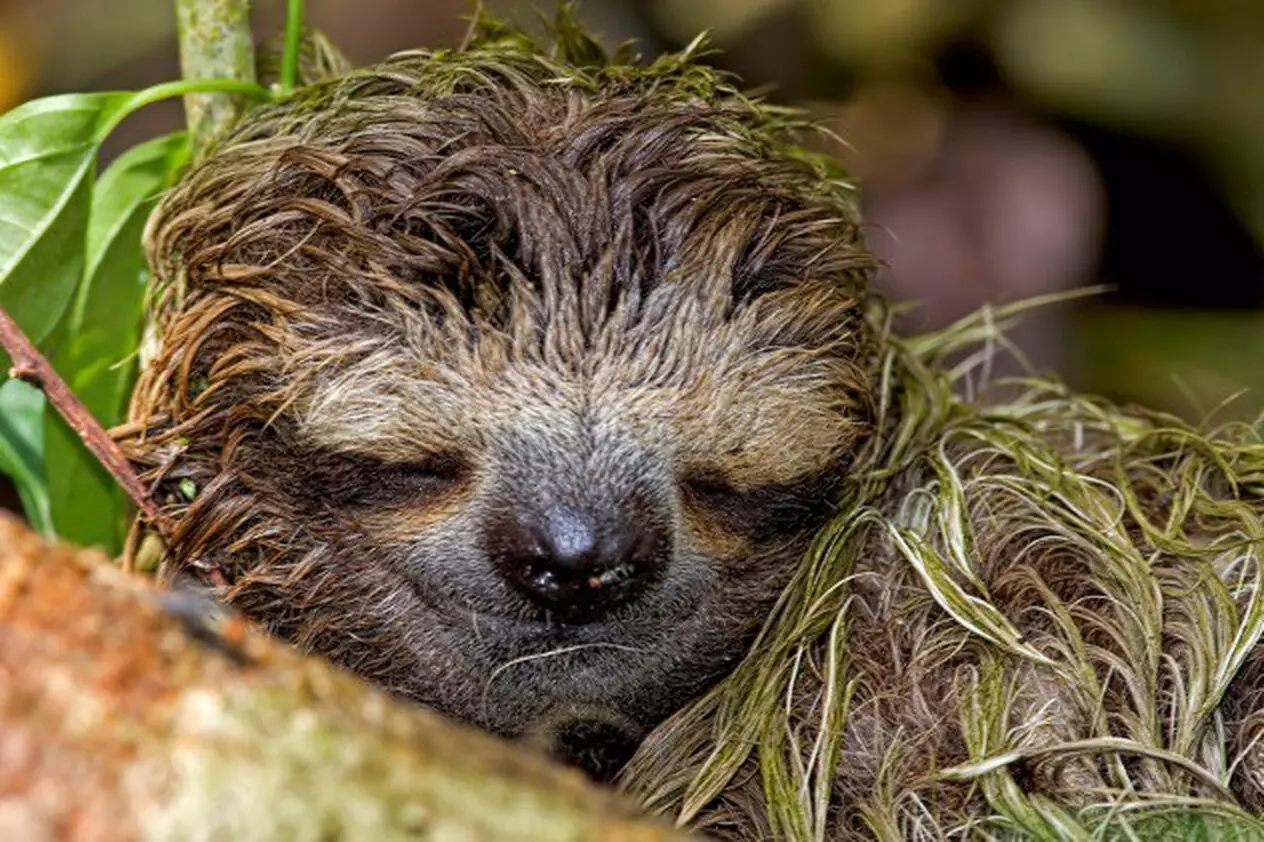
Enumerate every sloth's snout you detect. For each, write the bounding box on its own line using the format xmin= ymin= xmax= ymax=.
xmin=487 ymin=502 xmax=668 ymax=622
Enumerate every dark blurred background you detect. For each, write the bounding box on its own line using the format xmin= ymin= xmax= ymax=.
xmin=3 ymin=0 xmax=1264 ymax=512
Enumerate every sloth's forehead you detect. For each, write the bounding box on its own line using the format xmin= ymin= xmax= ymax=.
xmin=289 ymin=307 xmax=869 ymax=488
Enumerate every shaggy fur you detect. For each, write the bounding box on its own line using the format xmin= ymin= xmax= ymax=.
xmin=126 ymin=14 xmax=1264 ymax=840
xmin=625 ymin=334 xmax=1264 ymax=837
xmin=127 ymin=17 xmax=875 ymax=780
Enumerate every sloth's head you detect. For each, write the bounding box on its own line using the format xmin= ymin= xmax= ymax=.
xmin=130 ymin=28 xmax=878 ymax=778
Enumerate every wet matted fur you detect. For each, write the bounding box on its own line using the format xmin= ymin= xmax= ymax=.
xmin=125 ymin=13 xmax=1264 ymax=841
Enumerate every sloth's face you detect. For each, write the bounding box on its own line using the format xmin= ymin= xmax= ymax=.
xmin=135 ymin=50 xmax=876 ymax=778
xmin=279 ymin=301 xmax=863 ymax=777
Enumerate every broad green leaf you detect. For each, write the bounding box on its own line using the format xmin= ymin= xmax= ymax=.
xmin=0 ymin=83 xmax=265 ymax=546
xmin=0 ymin=93 xmax=132 ymax=354
xmin=0 ymin=378 xmax=51 ymax=533
xmin=44 ymin=132 xmax=190 ymax=552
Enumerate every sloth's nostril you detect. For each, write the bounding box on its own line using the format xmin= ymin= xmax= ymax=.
xmin=487 ymin=504 xmax=667 ymax=622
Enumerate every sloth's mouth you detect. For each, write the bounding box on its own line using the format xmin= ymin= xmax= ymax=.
xmin=432 ymin=574 xmax=707 ymax=641
xmin=447 ymin=607 xmax=670 ymax=695
xmin=462 ymin=608 xmax=657 ymax=658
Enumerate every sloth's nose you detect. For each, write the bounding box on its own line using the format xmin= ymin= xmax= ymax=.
xmin=487 ymin=504 xmax=667 ymax=622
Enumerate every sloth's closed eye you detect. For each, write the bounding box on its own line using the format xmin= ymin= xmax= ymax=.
xmin=682 ymin=473 xmax=746 ymax=506
xmin=683 ymin=470 xmax=834 ymax=537
xmin=306 ymin=449 xmax=469 ymax=507
xmin=371 ymin=452 xmax=469 ymax=496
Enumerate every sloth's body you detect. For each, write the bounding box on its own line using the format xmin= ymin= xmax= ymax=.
xmin=128 ymin=21 xmax=1264 ymax=839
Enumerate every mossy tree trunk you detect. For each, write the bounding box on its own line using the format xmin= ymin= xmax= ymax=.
xmin=0 ymin=516 xmax=688 ymax=840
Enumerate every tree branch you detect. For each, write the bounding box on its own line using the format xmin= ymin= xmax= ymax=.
xmin=0 ymin=306 xmax=170 ymax=538
xmin=175 ymin=0 xmax=258 ymax=158
xmin=0 ymin=516 xmax=689 ymax=840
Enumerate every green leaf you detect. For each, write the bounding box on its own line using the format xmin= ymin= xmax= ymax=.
xmin=0 ymin=378 xmax=51 ymax=534
xmin=0 ymin=93 xmax=132 ymax=355
xmin=43 ymin=131 xmax=190 ymax=553
xmin=0 ymin=83 xmax=263 ymax=548
xmin=0 ymin=83 xmax=269 ymax=359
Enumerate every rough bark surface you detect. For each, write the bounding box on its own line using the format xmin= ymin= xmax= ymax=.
xmin=0 ymin=514 xmax=690 ymax=841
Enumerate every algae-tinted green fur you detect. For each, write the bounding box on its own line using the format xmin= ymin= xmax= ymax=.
xmin=627 ymin=300 xmax=1264 ymax=839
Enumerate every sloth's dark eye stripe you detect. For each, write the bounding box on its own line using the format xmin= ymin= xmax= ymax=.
xmin=290 ymin=447 xmax=470 ymax=508
xmin=682 ymin=470 xmax=838 ymax=538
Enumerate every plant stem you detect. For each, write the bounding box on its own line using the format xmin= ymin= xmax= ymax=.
xmin=175 ymin=0 xmax=258 ymax=158
xmin=103 ymin=78 xmax=272 ymax=141
xmin=0 ymin=306 xmax=171 ymax=538
xmin=281 ymin=0 xmax=305 ymax=96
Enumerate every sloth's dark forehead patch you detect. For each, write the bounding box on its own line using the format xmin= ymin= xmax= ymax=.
xmin=153 ymin=48 xmax=874 ymax=330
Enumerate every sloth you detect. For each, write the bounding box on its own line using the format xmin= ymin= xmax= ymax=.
xmin=126 ymin=16 xmax=1264 ymax=840
xmin=129 ymin=22 xmax=878 ymax=777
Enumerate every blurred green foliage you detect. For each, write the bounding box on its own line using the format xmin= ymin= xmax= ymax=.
xmin=0 ymin=5 xmax=286 ymax=553
xmin=652 ymin=0 xmax=1264 ymax=225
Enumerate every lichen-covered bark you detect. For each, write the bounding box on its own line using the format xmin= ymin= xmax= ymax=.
xmin=0 ymin=515 xmax=690 ymax=841
xmin=175 ymin=0 xmax=257 ymax=156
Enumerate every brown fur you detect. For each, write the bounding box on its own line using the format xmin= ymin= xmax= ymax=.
xmin=124 ymin=27 xmax=1264 ymax=841
xmin=125 ymin=38 xmax=876 ymax=775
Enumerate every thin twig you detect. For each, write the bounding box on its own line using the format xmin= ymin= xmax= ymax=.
xmin=0 ymin=306 xmax=170 ymax=538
